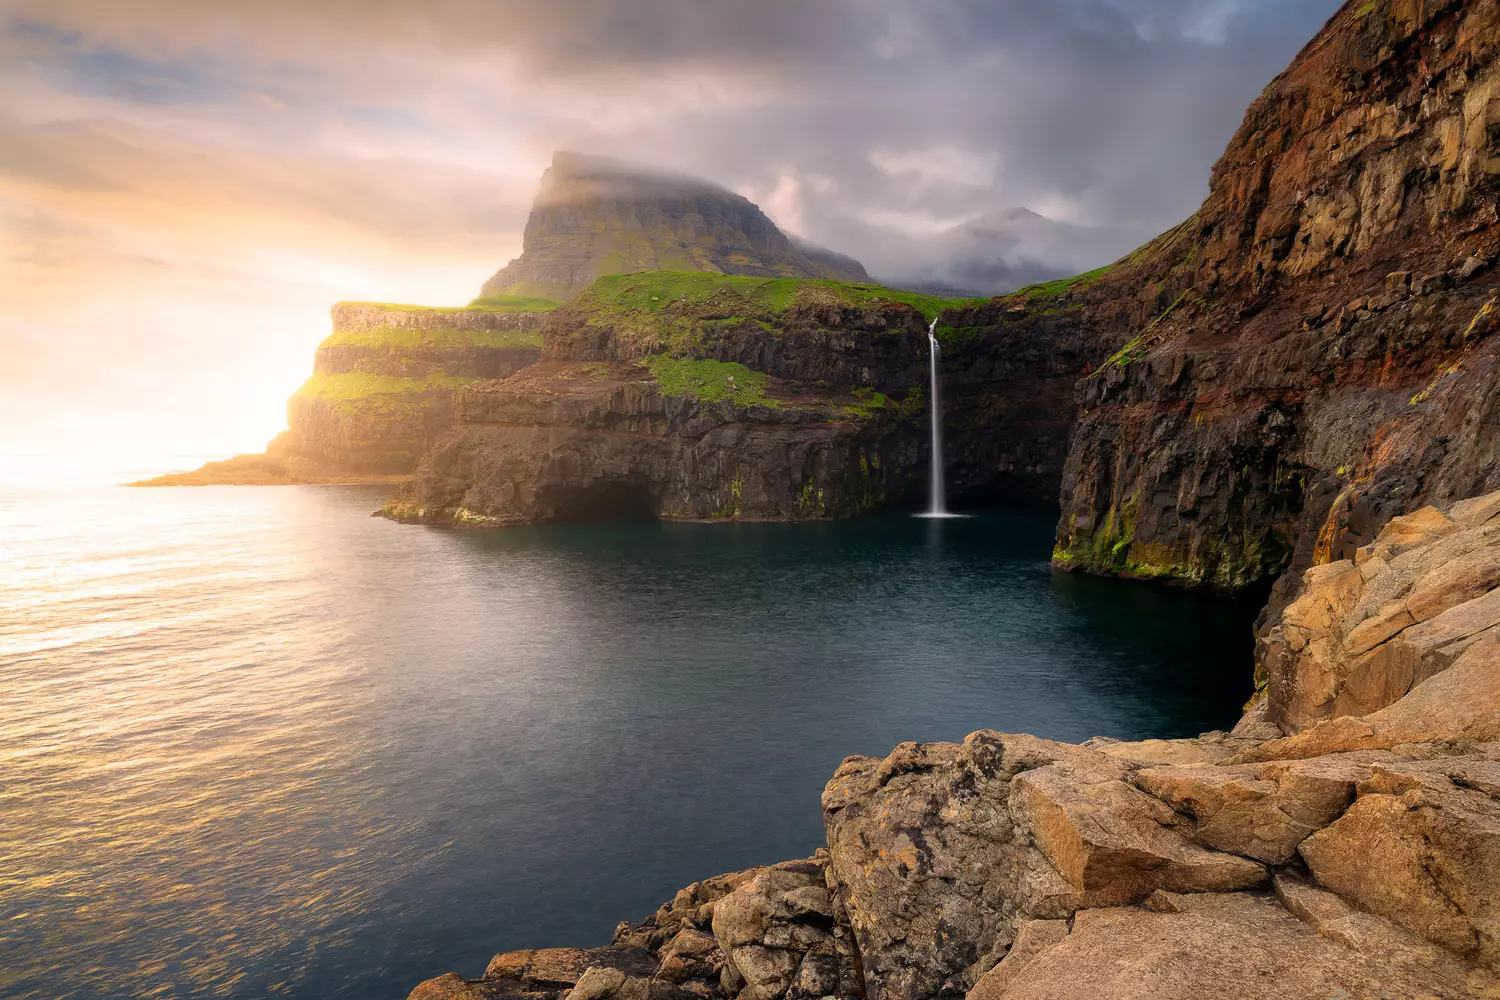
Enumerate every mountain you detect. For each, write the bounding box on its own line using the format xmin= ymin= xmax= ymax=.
xmin=875 ymin=207 xmax=1138 ymax=297
xmin=479 ymin=152 xmax=871 ymax=302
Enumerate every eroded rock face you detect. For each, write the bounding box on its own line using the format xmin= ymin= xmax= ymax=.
xmin=1259 ymin=489 xmax=1500 ymax=732
xmin=819 ymin=733 xmax=1271 ymax=1000
xmin=1048 ymin=0 xmax=1500 ymax=594
xmin=969 ymin=890 xmax=1488 ymax=1000
xmin=381 ymin=360 xmax=922 ymax=526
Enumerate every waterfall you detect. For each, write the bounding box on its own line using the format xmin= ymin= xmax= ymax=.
xmin=925 ymin=318 xmax=948 ymax=517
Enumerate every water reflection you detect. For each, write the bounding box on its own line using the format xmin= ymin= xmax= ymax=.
xmin=0 ymin=487 xmax=1256 ymax=999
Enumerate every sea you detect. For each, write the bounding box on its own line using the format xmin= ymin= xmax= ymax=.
xmin=0 ymin=481 xmax=1259 ymax=999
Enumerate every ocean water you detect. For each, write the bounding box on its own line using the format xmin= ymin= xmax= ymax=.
xmin=0 ymin=484 xmax=1259 ymax=1000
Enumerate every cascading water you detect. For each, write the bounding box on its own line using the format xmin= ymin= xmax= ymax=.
xmin=921 ymin=317 xmax=952 ymax=518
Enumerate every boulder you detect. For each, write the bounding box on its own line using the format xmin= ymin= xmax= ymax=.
xmin=710 ymin=857 xmax=859 ymax=1000
xmin=1009 ymin=757 xmax=1267 ymax=902
xmin=1129 ymin=756 xmax=1365 ymax=864
xmin=975 ymin=892 xmax=1488 ymax=1000
xmin=823 ymin=732 xmax=1268 ymax=1000
xmin=1261 ymin=493 xmax=1500 ymax=733
xmin=1299 ymin=754 xmax=1500 ymax=970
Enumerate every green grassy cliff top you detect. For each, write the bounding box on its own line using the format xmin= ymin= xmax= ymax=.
xmin=335 ymin=295 xmax=561 ymax=314
xmin=573 ymin=272 xmax=983 ymax=324
xmin=322 ymin=326 xmax=544 ymax=351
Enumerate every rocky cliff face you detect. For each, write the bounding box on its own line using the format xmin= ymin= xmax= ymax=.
xmin=405 ymin=490 xmax=1500 ymax=1000
xmin=383 ymin=274 xmax=951 ymax=525
xmin=273 ymin=303 xmax=547 ymax=474
xmin=481 ymin=153 xmax=871 ymax=303
xmin=1038 ymin=0 xmax=1500 ymax=598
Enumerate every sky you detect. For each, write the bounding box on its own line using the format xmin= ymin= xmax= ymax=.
xmin=0 ymin=0 xmax=1344 ymax=474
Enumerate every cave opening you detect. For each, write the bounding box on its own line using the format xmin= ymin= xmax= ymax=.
xmin=546 ymin=479 xmax=662 ymax=524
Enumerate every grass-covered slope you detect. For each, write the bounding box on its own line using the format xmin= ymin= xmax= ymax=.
xmin=557 ymin=271 xmax=985 ymax=359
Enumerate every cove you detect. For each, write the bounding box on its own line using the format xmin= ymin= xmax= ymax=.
xmin=0 ymin=484 xmax=1258 ymax=999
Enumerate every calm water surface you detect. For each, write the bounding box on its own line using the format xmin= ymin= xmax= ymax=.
xmin=0 ymin=485 xmax=1258 ymax=1000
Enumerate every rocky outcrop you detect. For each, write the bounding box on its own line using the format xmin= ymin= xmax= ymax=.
xmin=274 ymin=303 xmax=547 ymax=475
xmin=135 ymin=302 xmax=549 ymax=485
xmin=481 ymin=153 xmax=870 ymax=303
xmin=382 ymin=274 xmax=952 ymax=525
xmin=1042 ymin=0 xmax=1500 ymax=594
xmin=405 ymin=495 xmax=1500 ymax=1000
xmin=1258 ymin=490 xmax=1500 ymax=731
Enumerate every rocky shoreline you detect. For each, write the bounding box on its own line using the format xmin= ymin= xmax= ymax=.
xmin=408 ymin=492 xmax=1500 ymax=1000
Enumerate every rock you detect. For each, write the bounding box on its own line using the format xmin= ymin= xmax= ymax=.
xmin=822 ymin=732 xmax=1270 ymax=1000
xmin=1130 ymin=756 xmax=1364 ymax=864
xmin=561 ymin=971 xmax=696 ymax=1000
xmin=1234 ymin=632 xmax=1500 ymax=762
xmin=821 ymin=733 xmax=1084 ymax=1000
xmin=408 ymin=974 xmax=496 ymax=1000
xmin=656 ymin=930 xmax=723 ymax=984
xmin=979 ymin=891 xmax=1486 ymax=1000
xmin=1010 ymin=757 xmax=1268 ymax=901
xmin=482 ymin=948 xmax=657 ymax=988
xmin=1299 ymin=753 xmax=1500 ymax=969
xmin=1260 ymin=493 xmax=1500 ymax=733
xmin=965 ymin=920 xmax=1070 ymax=1000
xmin=613 ymin=868 xmax=762 ymax=953
xmin=1271 ymin=872 xmax=1495 ymax=991
xmin=1095 ymin=738 xmax=1241 ymax=767
xmin=710 ymin=858 xmax=858 ymax=1000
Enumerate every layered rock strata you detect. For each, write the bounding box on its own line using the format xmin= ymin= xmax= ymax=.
xmin=278 ymin=303 xmax=547 ymax=474
xmin=481 ymin=152 xmax=870 ymax=303
xmin=406 ymin=491 xmax=1500 ymax=1000
xmin=382 ymin=274 xmax=959 ymax=525
xmin=1035 ymin=0 xmax=1500 ymax=594
xmin=134 ymin=301 xmax=549 ymax=485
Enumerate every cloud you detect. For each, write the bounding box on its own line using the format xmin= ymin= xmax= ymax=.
xmin=0 ymin=0 xmax=1345 ymax=464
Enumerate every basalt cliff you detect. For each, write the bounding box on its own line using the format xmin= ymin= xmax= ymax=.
xmin=132 ymin=300 xmax=550 ymax=485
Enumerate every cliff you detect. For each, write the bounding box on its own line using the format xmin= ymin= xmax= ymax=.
xmin=1036 ymin=0 xmax=1500 ymax=598
xmin=132 ymin=299 xmax=552 ymax=486
xmin=382 ymin=274 xmax=969 ymax=525
xmin=480 ymin=153 xmax=871 ymax=303
xmin=406 ymin=490 xmax=1500 ymax=1000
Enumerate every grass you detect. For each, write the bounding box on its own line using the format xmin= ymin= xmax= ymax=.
xmin=337 ymin=298 xmax=559 ymax=314
xmin=576 ymin=271 xmax=983 ymax=320
xmin=466 ymin=294 xmax=563 ymax=312
xmin=1009 ymin=265 xmax=1113 ymax=300
xmin=640 ymin=355 xmax=771 ymax=406
xmin=293 ymin=373 xmax=477 ymax=419
xmin=323 ymin=325 xmax=544 ymax=351
xmin=565 ymin=271 xmax=985 ymax=356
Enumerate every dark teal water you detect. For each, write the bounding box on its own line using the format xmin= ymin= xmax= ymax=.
xmin=0 ymin=485 xmax=1257 ymax=999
